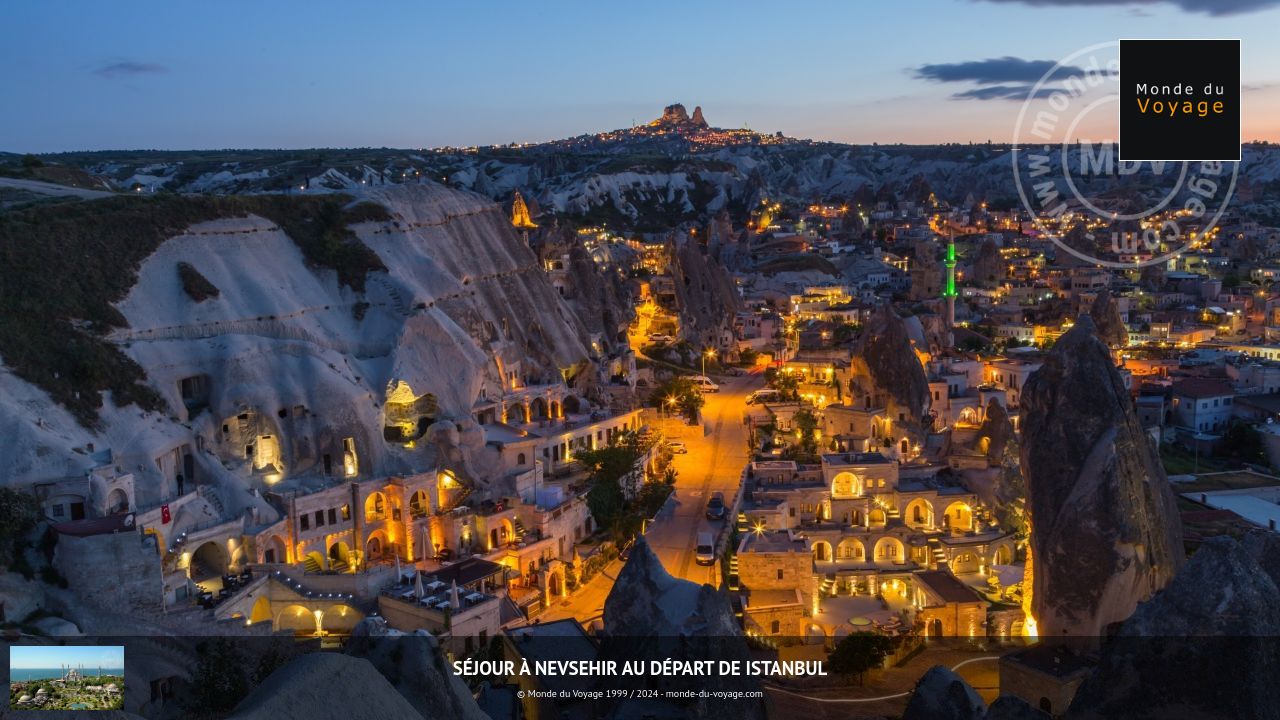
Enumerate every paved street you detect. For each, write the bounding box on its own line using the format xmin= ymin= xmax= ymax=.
xmin=540 ymin=370 xmax=762 ymax=623
xmin=646 ymin=373 xmax=760 ymax=584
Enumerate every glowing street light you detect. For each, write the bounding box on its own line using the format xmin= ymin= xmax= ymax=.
xmin=702 ymin=348 xmax=716 ymax=377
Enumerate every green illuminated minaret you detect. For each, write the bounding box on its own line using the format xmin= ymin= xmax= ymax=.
xmin=943 ymin=231 xmax=957 ymax=349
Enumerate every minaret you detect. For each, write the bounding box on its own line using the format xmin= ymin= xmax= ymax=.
xmin=943 ymin=231 xmax=957 ymax=350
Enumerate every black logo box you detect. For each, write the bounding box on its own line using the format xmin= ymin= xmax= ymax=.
xmin=1119 ymin=39 xmax=1240 ymax=162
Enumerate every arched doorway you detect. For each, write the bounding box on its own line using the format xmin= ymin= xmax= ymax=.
xmin=929 ymin=618 xmax=944 ymax=637
xmin=944 ymin=502 xmax=973 ymax=532
xmin=836 ymin=538 xmax=865 ymax=561
xmin=563 ymin=395 xmax=583 ymax=414
xmin=365 ymin=530 xmax=387 ymax=562
xmin=365 ymin=492 xmax=387 ymax=522
xmin=249 ymin=596 xmax=272 ymax=626
xmin=409 ymin=490 xmax=429 ymax=518
xmin=813 ymin=541 xmax=832 ymax=562
xmin=322 ymin=604 xmax=362 ymax=633
xmin=531 ymin=397 xmax=548 ymax=420
xmin=106 ymin=488 xmax=130 ymax=513
xmin=276 ymin=604 xmax=315 ymax=634
xmin=804 ymin=623 xmax=827 ymax=645
xmin=264 ymin=535 xmax=287 ymax=564
xmin=190 ymin=541 xmax=228 ymax=584
xmin=868 ymin=508 xmax=887 ymax=528
xmin=904 ymin=498 xmax=933 ymax=529
xmin=328 ymin=541 xmax=351 ymax=570
xmin=993 ymin=544 xmax=1013 ymax=566
xmin=873 ymin=537 xmax=904 ymax=563
xmin=831 ymin=471 xmax=858 ymax=497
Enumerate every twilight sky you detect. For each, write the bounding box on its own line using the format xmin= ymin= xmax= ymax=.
xmin=4 ymin=0 xmax=1279 ymax=151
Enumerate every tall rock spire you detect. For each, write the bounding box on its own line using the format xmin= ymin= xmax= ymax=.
xmin=1019 ymin=315 xmax=1183 ymax=637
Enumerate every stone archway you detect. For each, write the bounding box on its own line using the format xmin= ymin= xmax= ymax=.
xmin=531 ymin=397 xmax=549 ymax=420
xmin=365 ymin=492 xmax=387 ymax=522
xmin=804 ymin=623 xmax=828 ymax=645
xmin=873 ymin=537 xmax=904 ymax=563
xmin=409 ymin=490 xmax=429 ymax=518
xmin=831 ymin=471 xmax=859 ymax=498
xmin=993 ymin=543 xmax=1013 ymax=566
xmin=929 ymin=618 xmax=944 ymax=637
xmin=106 ymin=488 xmax=130 ymax=513
xmin=264 ymin=535 xmax=288 ymax=564
xmin=322 ymin=604 xmax=362 ymax=633
xmin=276 ymin=604 xmax=315 ymax=634
xmin=190 ymin=541 xmax=228 ymax=583
xmin=943 ymin=502 xmax=974 ymax=532
xmin=868 ymin=508 xmax=887 ymax=528
xmin=812 ymin=541 xmax=832 ymax=562
xmin=904 ymin=498 xmax=934 ymax=529
xmin=329 ymin=542 xmax=353 ymax=571
xmin=365 ymin=530 xmax=388 ymax=562
xmin=249 ymin=596 xmax=272 ymax=626
xmin=836 ymin=538 xmax=865 ymax=561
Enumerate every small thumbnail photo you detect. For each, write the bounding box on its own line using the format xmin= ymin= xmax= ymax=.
xmin=9 ymin=645 xmax=125 ymax=711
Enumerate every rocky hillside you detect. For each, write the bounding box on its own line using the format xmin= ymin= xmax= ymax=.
xmin=0 ymin=184 xmax=622 ymax=507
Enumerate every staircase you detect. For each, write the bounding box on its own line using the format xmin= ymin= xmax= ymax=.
xmin=511 ymin=517 xmax=528 ymax=544
xmin=197 ymin=485 xmax=224 ymax=516
xmin=927 ymin=537 xmax=947 ymax=569
xmin=819 ymin=574 xmax=837 ymax=597
xmin=303 ymin=554 xmax=324 ymax=573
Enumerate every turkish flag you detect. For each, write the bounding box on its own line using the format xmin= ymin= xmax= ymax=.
xmin=161 ymin=505 xmax=171 ymax=524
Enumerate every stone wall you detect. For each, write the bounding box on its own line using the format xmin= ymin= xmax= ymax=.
xmin=56 ymin=531 xmax=162 ymax=613
xmin=738 ymin=549 xmax=813 ymax=591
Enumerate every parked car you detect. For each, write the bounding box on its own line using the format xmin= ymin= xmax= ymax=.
xmin=665 ymin=440 xmax=688 ymax=454
xmin=648 ymin=333 xmax=675 ymax=344
xmin=695 ymin=532 xmax=716 ymax=565
xmin=746 ymin=389 xmax=780 ymax=405
xmin=705 ymin=492 xmax=726 ymax=521
xmin=692 ymin=375 xmax=719 ymax=393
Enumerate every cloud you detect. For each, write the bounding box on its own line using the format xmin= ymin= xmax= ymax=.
xmin=972 ymin=0 xmax=1280 ymax=16
xmin=915 ymin=57 xmax=1063 ymax=84
xmin=950 ymin=84 xmax=1060 ymax=100
xmin=914 ymin=56 xmax=1111 ymax=85
xmin=94 ymin=60 xmax=167 ymax=78
xmin=913 ymin=56 xmax=1116 ymax=100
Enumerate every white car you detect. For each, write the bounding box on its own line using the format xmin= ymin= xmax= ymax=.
xmin=695 ymin=532 xmax=716 ymax=566
xmin=665 ymin=440 xmax=688 ymax=454
xmin=747 ymin=389 xmax=779 ymax=405
xmin=692 ymin=376 xmax=719 ymax=393
xmin=648 ymin=333 xmax=675 ymax=344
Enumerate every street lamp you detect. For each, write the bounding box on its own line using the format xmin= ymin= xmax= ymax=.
xmin=702 ymin=348 xmax=716 ymax=377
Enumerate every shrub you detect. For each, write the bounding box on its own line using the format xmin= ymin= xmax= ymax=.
xmin=0 ymin=194 xmax=390 ymax=426
xmin=177 ymin=262 xmax=220 ymax=302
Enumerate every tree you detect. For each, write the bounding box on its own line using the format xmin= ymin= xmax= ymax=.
xmin=650 ymin=376 xmax=704 ymax=423
xmin=764 ymin=368 xmax=800 ymax=400
xmin=189 ymin=639 xmax=248 ymax=713
xmin=827 ymin=632 xmax=893 ymax=686
xmin=0 ymin=488 xmax=40 ymax=570
xmin=1221 ymin=420 xmax=1268 ymax=466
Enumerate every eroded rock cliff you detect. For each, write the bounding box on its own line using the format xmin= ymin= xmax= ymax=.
xmin=600 ymin=537 xmax=764 ymax=720
xmin=1068 ymin=534 xmax=1280 ymax=720
xmin=1019 ymin=315 xmax=1183 ymax=637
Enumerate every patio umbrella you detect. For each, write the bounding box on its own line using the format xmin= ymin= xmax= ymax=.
xmin=451 ymin=580 xmax=461 ymax=609
xmin=395 ymin=553 xmax=402 ymax=582
xmin=414 ymin=571 xmax=425 ymax=600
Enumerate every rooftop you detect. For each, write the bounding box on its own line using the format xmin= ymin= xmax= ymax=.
xmin=821 ymin=451 xmax=891 ymax=467
xmin=914 ymin=570 xmax=983 ymax=605
xmin=426 ymin=557 xmax=505 ymax=588
xmin=1171 ymin=377 xmax=1235 ymax=399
